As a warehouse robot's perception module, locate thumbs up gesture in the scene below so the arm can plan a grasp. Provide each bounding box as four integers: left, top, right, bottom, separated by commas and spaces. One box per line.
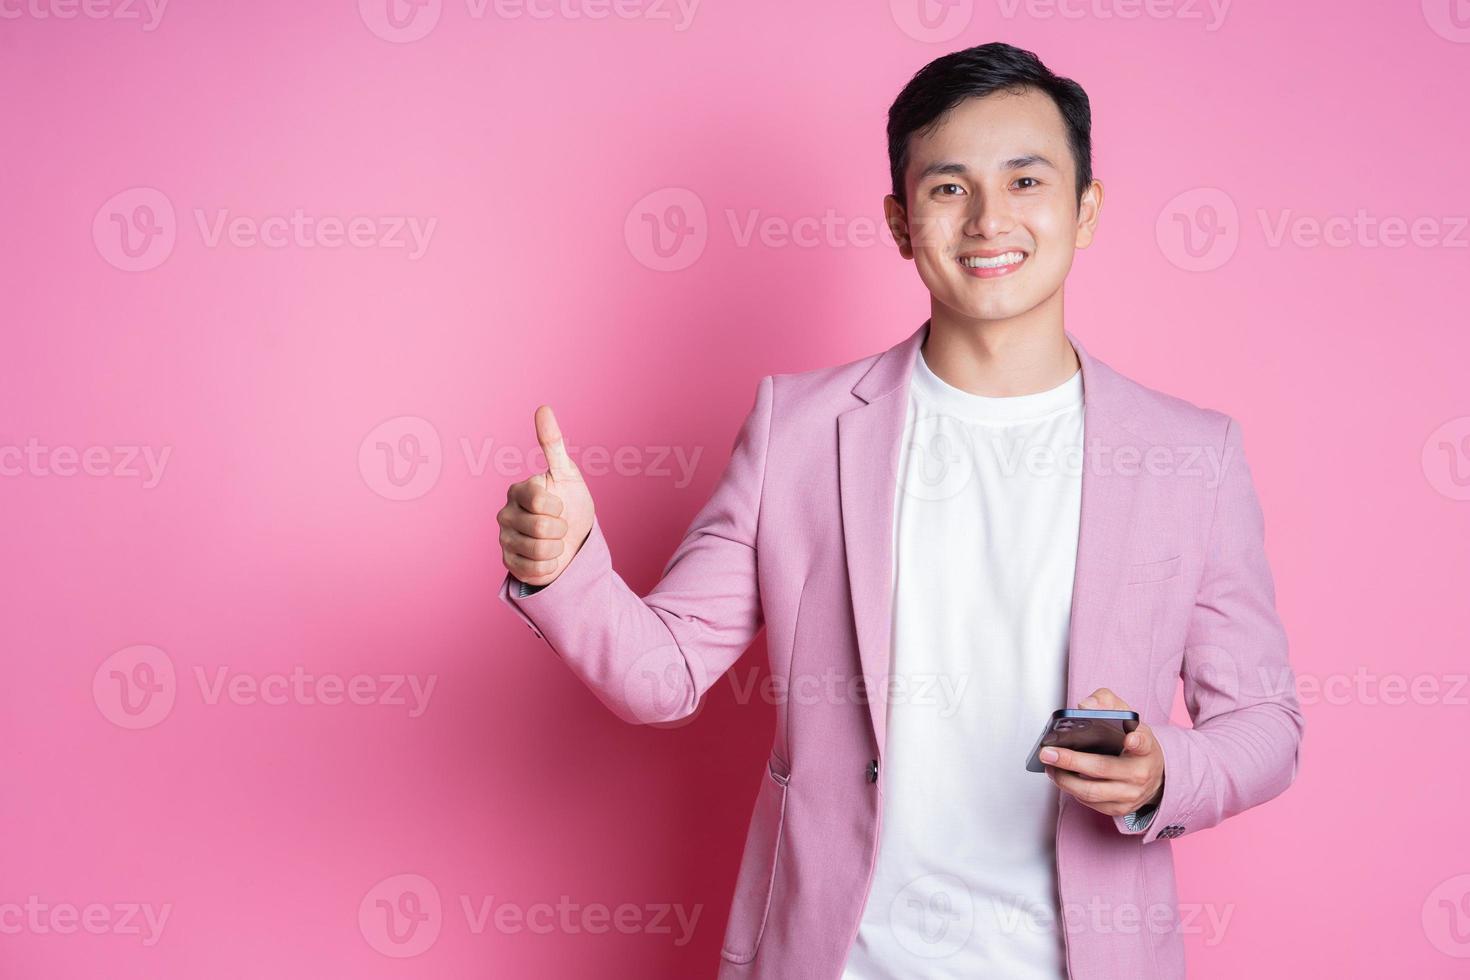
498, 405, 597, 588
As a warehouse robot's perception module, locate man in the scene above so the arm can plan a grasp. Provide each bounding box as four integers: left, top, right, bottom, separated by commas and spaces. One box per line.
496, 42, 1304, 980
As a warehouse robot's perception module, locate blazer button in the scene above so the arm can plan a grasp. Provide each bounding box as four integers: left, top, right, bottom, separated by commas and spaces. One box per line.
866, 759, 879, 784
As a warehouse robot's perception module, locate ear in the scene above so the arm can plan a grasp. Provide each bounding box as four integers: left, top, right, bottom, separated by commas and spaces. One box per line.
1075, 178, 1104, 249
883, 194, 914, 260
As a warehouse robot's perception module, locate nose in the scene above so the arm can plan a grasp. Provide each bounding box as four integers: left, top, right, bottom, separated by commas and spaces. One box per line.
962, 188, 1015, 239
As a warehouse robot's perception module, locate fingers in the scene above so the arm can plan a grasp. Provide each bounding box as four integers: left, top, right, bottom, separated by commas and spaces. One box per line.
499, 526, 566, 562
498, 481, 570, 584
498, 498, 569, 541
1080, 687, 1129, 710
506, 477, 565, 519
504, 552, 560, 583
1046, 768, 1136, 814
1121, 724, 1156, 756
535, 405, 580, 485
1039, 745, 1133, 780
1053, 688, 1159, 815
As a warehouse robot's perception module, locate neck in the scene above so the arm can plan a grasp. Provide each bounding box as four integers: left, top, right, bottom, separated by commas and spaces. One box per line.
922, 293, 1078, 397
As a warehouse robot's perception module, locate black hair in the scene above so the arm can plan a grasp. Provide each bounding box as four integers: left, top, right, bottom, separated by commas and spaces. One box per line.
887, 42, 1093, 211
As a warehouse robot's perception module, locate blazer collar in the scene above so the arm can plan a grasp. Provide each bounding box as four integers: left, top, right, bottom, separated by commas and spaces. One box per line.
851, 317, 1139, 422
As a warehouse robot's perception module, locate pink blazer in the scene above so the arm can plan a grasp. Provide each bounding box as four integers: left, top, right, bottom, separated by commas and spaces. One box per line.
498, 320, 1305, 979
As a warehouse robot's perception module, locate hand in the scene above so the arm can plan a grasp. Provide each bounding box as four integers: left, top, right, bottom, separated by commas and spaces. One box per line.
1041, 688, 1165, 819
497, 405, 596, 588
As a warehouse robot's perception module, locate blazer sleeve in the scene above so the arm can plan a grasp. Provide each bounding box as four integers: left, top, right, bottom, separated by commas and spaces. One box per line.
1116, 415, 1306, 842
495, 374, 774, 725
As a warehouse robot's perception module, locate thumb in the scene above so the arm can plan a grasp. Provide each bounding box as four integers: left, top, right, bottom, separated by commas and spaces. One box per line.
1122, 722, 1156, 756
535, 405, 580, 485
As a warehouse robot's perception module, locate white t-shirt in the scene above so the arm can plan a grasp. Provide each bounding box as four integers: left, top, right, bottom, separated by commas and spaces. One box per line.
840, 341, 1084, 979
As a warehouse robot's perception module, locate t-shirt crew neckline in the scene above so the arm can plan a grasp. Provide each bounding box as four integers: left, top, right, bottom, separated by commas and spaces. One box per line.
913, 343, 1083, 424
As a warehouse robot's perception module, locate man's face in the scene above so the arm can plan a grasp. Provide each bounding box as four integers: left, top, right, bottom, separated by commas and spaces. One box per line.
885, 87, 1102, 324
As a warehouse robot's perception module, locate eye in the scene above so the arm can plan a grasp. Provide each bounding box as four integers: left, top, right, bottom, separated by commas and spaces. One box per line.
1014, 176, 1041, 190
934, 182, 966, 197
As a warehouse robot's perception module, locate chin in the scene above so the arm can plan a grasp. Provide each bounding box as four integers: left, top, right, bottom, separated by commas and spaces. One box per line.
944, 289, 1030, 324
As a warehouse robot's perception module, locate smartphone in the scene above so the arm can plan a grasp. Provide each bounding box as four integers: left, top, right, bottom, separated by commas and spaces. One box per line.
1025, 709, 1140, 773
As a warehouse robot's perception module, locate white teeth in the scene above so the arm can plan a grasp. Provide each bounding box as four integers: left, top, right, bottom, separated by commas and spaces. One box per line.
960, 251, 1025, 269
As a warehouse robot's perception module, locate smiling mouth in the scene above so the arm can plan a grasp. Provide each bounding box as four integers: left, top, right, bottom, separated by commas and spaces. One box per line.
956, 250, 1028, 278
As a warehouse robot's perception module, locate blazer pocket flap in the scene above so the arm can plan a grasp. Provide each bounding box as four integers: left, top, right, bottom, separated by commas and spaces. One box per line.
719, 765, 788, 964
1125, 554, 1182, 584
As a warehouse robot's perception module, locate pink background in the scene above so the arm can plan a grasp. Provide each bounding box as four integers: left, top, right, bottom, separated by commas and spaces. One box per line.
4, 1, 1469, 976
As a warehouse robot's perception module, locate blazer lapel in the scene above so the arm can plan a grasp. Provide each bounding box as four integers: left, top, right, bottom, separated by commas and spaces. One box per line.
838, 320, 1143, 759
1063, 336, 1145, 714
837, 321, 924, 760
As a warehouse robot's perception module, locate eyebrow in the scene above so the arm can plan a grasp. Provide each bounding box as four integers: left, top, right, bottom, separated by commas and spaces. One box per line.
916, 155, 1058, 181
